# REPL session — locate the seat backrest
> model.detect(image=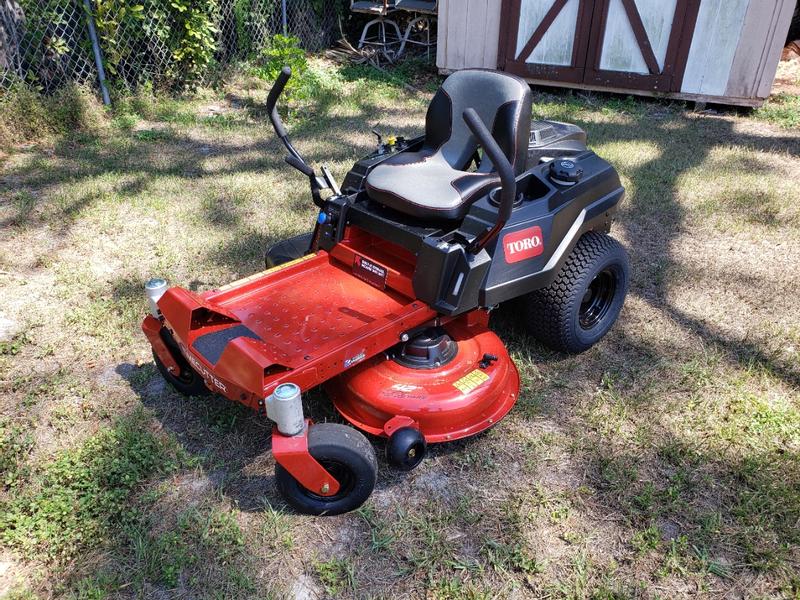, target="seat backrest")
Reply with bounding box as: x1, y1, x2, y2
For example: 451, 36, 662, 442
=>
424, 69, 532, 174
